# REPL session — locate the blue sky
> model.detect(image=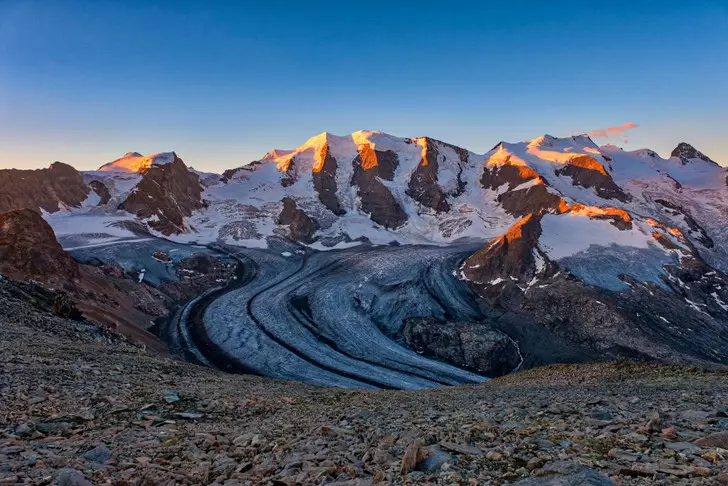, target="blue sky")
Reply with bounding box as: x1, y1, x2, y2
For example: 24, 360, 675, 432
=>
1, 0, 727, 172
